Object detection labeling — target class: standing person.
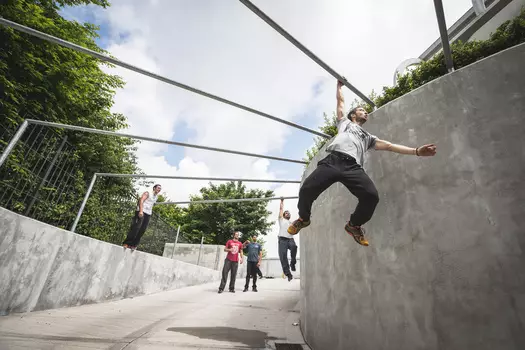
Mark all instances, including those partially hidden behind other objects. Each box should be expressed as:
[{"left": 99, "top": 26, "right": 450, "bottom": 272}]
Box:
[
  {"left": 243, "top": 235, "right": 262, "bottom": 292},
  {"left": 123, "top": 184, "right": 161, "bottom": 250},
  {"left": 288, "top": 80, "right": 437, "bottom": 245},
  {"left": 218, "top": 231, "right": 244, "bottom": 294},
  {"left": 278, "top": 198, "right": 297, "bottom": 281},
  {"left": 243, "top": 239, "right": 264, "bottom": 279}
]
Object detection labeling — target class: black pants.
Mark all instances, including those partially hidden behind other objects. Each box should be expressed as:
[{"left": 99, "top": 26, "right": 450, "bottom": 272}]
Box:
[
  {"left": 219, "top": 259, "right": 239, "bottom": 291},
  {"left": 298, "top": 152, "right": 379, "bottom": 226},
  {"left": 279, "top": 237, "right": 297, "bottom": 276},
  {"left": 245, "top": 261, "right": 259, "bottom": 289},
  {"left": 123, "top": 211, "right": 151, "bottom": 247}
]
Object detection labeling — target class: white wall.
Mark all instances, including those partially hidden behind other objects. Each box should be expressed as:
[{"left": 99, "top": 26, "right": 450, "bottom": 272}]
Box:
[{"left": 469, "top": 0, "right": 525, "bottom": 41}]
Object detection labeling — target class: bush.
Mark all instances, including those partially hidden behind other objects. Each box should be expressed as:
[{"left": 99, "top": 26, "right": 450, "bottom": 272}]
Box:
[{"left": 376, "top": 7, "right": 525, "bottom": 106}]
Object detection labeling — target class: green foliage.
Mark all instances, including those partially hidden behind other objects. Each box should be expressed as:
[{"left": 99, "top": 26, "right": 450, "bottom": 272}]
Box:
[
  {"left": 306, "top": 7, "right": 525, "bottom": 162},
  {"left": 377, "top": 7, "right": 525, "bottom": 107},
  {"left": 182, "top": 181, "right": 274, "bottom": 245},
  {"left": 0, "top": 0, "right": 140, "bottom": 237},
  {"left": 152, "top": 194, "right": 187, "bottom": 227}
]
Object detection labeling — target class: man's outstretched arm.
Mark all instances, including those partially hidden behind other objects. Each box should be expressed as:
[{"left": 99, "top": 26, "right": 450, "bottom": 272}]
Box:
[
  {"left": 278, "top": 197, "right": 284, "bottom": 218},
  {"left": 375, "top": 139, "right": 437, "bottom": 156},
  {"left": 336, "top": 80, "right": 345, "bottom": 122}
]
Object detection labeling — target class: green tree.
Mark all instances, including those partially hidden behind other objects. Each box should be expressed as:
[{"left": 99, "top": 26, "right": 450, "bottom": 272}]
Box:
[
  {"left": 0, "top": 0, "right": 141, "bottom": 238},
  {"left": 183, "top": 181, "right": 274, "bottom": 245},
  {"left": 152, "top": 194, "right": 187, "bottom": 227}
]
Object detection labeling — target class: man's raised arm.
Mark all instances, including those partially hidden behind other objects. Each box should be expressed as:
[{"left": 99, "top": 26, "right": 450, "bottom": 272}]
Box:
[
  {"left": 336, "top": 80, "right": 345, "bottom": 122},
  {"left": 278, "top": 197, "right": 284, "bottom": 218},
  {"left": 375, "top": 139, "right": 437, "bottom": 157}
]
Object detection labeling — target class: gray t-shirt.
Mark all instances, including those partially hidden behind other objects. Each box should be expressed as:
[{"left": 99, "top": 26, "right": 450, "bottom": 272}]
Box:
[
  {"left": 245, "top": 242, "right": 262, "bottom": 263},
  {"left": 326, "top": 118, "right": 377, "bottom": 166}
]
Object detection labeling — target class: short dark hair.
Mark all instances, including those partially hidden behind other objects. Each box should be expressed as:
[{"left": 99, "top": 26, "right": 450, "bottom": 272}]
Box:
[
  {"left": 347, "top": 106, "right": 360, "bottom": 120},
  {"left": 153, "top": 184, "right": 161, "bottom": 190}
]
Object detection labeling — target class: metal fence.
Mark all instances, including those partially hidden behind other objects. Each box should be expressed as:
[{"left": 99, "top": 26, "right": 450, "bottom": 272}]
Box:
[
  {"left": 0, "top": 121, "right": 190, "bottom": 257},
  {"left": 0, "top": 122, "right": 81, "bottom": 229}
]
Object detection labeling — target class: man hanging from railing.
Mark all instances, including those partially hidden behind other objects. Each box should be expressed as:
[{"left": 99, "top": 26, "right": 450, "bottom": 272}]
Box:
[
  {"left": 288, "top": 81, "right": 437, "bottom": 246},
  {"left": 278, "top": 198, "right": 297, "bottom": 281}
]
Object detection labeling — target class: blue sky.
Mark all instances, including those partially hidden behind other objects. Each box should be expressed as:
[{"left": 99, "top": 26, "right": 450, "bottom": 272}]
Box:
[
  {"left": 61, "top": 3, "right": 322, "bottom": 180},
  {"left": 58, "top": 0, "right": 473, "bottom": 257}
]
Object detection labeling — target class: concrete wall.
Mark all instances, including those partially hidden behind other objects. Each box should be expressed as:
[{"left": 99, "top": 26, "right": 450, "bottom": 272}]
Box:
[
  {"left": 300, "top": 43, "right": 525, "bottom": 350},
  {"left": 163, "top": 243, "right": 226, "bottom": 270},
  {"left": 163, "top": 243, "right": 300, "bottom": 278},
  {"left": 0, "top": 207, "right": 220, "bottom": 315}
]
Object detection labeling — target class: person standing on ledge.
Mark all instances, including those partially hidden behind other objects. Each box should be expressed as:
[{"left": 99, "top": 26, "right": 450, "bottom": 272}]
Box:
[
  {"left": 288, "top": 80, "right": 437, "bottom": 246},
  {"left": 123, "top": 184, "right": 161, "bottom": 250},
  {"left": 243, "top": 235, "right": 262, "bottom": 293},
  {"left": 218, "top": 231, "right": 244, "bottom": 294},
  {"left": 278, "top": 198, "right": 297, "bottom": 281}
]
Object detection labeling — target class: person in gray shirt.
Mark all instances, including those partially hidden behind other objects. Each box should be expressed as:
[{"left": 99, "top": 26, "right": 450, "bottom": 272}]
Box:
[{"left": 288, "top": 80, "right": 437, "bottom": 246}]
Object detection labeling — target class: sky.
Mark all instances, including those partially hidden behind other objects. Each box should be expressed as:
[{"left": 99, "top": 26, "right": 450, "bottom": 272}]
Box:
[{"left": 61, "top": 0, "right": 472, "bottom": 258}]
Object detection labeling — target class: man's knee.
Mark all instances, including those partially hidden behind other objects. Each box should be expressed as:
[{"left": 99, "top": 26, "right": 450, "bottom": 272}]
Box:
[{"left": 362, "top": 187, "right": 379, "bottom": 205}]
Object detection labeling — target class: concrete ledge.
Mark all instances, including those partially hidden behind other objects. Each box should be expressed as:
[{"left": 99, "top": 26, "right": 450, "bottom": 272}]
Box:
[
  {"left": 300, "top": 43, "right": 525, "bottom": 350},
  {"left": 0, "top": 207, "right": 220, "bottom": 314}
]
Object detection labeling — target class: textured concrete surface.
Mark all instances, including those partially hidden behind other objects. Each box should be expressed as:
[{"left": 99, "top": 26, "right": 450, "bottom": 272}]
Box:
[
  {"left": 163, "top": 243, "right": 227, "bottom": 270},
  {"left": 0, "top": 207, "right": 220, "bottom": 315},
  {"left": 300, "top": 43, "right": 525, "bottom": 350},
  {"left": 0, "top": 278, "right": 307, "bottom": 349}
]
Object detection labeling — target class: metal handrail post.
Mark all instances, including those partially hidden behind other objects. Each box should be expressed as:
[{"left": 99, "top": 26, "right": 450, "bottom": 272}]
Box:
[
  {"left": 70, "top": 173, "right": 97, "bottom": 232},
  {"left": 0, "top": 120, "right": 29, "bottom": 169}
]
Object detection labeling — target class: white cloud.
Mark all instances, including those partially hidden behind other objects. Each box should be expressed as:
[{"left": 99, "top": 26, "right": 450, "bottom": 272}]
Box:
[{"left": 90, "top": 0, "right": 472, "bottom": 257}]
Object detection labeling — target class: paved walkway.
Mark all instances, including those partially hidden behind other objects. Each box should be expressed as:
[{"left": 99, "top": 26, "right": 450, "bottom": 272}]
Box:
[{"left": 0, "top": 278, "right": 308, "bottom": 349}]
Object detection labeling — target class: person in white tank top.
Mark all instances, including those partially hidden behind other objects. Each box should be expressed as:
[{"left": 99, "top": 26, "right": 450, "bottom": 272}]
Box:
[
  {"left": 277, "top": 198, "right": 297, "bottom": 281},
  {"left": 123, "top": 184, "right": 162, "bottom": 250}
]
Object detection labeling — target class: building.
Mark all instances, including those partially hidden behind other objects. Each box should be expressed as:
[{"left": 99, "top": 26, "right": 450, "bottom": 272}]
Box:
[{"left": 394, "top": 0, "right": 525, "bottom": 84}]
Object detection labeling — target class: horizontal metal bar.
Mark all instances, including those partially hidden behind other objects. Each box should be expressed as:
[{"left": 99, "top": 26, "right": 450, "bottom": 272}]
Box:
[
  {"left": 239, "top": 0, "right": 376, "bottom": 108},
  {"left": 159, "top": 196, "right": 298, "bottom": 205},
  {"left": 96, "top": 173, "right": 301, "bottom": 183},
  {"left": 26, "top": 119, "right": 306, "bottom": 164},
  {"left": 0, "top": 17, "right": 330, "bottom": 139}
]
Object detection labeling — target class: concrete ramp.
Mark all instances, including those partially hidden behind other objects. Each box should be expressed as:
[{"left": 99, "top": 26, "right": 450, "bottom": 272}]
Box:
[
  {"left": 0, "top": 207, "right": 219, "bottom": 314},
  {"left": 0, "top": 279, "right": 306, "bottom": 349},
  {"left": 300, "top": 43, "right": 525, "bottom": 350}
]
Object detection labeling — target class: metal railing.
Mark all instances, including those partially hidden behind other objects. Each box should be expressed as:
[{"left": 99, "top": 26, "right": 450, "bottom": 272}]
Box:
[
  {"left": 0, "top": 122, "right": 81, "bottom": 229},
  {"left": 0, "top": 119, "right": 190, "bottom": 256},
  {"left": 0, "top": 17, "right": 330, "bottom": 139},
  {"left": 0, "top": 120, "right": 296, "bottom": 260}
]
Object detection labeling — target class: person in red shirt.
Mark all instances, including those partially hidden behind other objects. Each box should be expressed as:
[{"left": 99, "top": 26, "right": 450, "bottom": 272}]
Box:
[{"left": 218, "top": 231, "right": 244, "bottom": 293}]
